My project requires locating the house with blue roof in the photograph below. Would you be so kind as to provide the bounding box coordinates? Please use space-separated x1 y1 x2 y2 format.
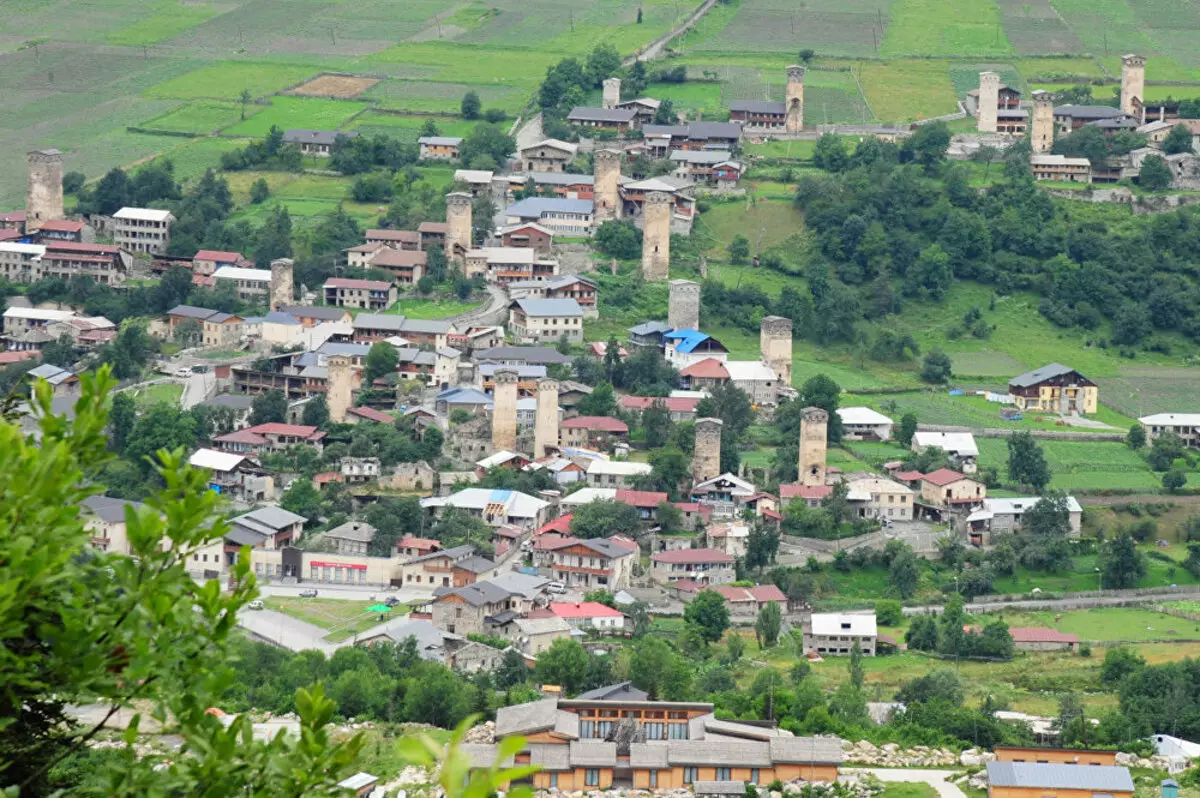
435 387 494 416
663 328 729 368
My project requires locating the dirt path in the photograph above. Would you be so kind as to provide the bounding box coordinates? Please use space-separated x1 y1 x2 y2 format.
624 0 720 65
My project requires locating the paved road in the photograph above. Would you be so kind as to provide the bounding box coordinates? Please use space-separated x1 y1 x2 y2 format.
181 372 215 409
257 583 433 603
841 768 966 798
238 609 341 654
902 585 1200 616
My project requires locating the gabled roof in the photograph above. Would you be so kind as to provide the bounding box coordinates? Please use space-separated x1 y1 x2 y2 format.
567 106 638 123
1008 627 1079 644
912 431 978 456
511 298 583 317
665 328 726 354
779 483 832 501
232 506 307 533
346 406 393 423
550 601 624 619
921 468 969 487
729 99 786 114
837 406 894 426
506 198 594 218
283 129 357 146
354 312 405 331
521 138 579 155
189 448 246 472
324 277 392 291
651 548 733 565
618 395 701 413
561 416 628 433
1009 362 1086 387
475 345 571 365
418 136 464 146
986 762 1133 791
365 228 420 243
681 358 730 379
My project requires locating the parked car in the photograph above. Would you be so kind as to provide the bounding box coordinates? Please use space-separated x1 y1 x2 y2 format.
247 600 264 610
298 589 318 598
547 581 567 594
384 596 401 607
174 367 191 378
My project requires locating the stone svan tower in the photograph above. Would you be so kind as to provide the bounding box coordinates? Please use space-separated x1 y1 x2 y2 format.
326 355 354 424
692 417 723 484
760 315 793 388
785 66 805 134
491 368 519 453
641 191 671 281
1031 90 1054 154
26 148 64 234
270 258 294 310
593 149 622 224
534 378 560 458
445 191 473 263
668 279 700 331
602 77 622 110
798 406 828 487
1121 54 1145 119
977 72 1000 133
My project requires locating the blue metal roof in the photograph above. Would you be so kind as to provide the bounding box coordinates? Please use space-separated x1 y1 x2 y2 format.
505 197 594 218
489 489 514 502
663 328 710 354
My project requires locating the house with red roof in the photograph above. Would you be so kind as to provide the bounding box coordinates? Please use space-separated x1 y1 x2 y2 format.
560 415 629 448
549 601 626 631
1009 627 1079 652
345 405 393 425
650 547 735 585
673 501 712 527
679 357 730 391
192 250 249 276
212 422 326 455
36 219 87 243
397 536 441 558
711 584 788 616
617 394 701 422
917 468 985 519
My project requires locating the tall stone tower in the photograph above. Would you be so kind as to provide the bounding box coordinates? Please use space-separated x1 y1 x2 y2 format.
26 148 64 234
534 378 560 458
445 191 473 263
668 279 700 331
1030 90 1055 154
641 192 671 281
977 72 1000 133
593 149 622 224
491 368 519 453
326 355 354 424
1121 54 1146 119
270 258 294 310
603 77 622 110
692 417 723 484
798 407 828 487
785 66 805 134
760 315 793 388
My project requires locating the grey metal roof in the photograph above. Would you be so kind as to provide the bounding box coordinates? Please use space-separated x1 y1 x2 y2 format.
579 538 636 559
514 298 583 317
436 387 493 405
630 743 670 769
694 782 749 796
729 99 786 114
475 346 571 365
407 543 474 564
479 363 546 379
568 741 617 767
400 318 454 334
283 129 358 146
284 305 347 321
986 762 1133 792
318 342 371 357
232 506 307 532
168 304 219 320
201 394 255 411
496 698 560 736
669 150 731 164
455 555 498 574
225 525 268 546
576 682 648 701
323 521 376 543
506 198 594 218
567 106 638 123
81 495 144 524
418 136 463 146
643 124 690 137
1009 362 1081 387
438 580 513 607
1053 104 1124 119
262 310 301 325
527 743 571 771
629 321 672 336
370 617 455 655
769 736 844 765
354 313 405 331
668 740 772 767
686 121 743 140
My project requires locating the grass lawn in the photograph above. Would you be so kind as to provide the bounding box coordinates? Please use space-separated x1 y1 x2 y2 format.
145 62 319 102
882 0 1014 57
694 198 804 255
846 390 1131 435
103 1 222 46
973 437 1165 492
970 607 1200 642
743 139 817 160
264 597 408 643
859 60 961 121
991 549 1200 595
386 296 481 319
222 96 369 137
141 101 257 134
879 785 938 798
131 382 182 409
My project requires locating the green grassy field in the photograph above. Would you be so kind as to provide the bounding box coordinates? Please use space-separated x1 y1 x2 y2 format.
141 101 257 134
882 0 1014 57
386 297 482 318
222 96 369 137
145 62 320 103
264 597 408 643
130 382 183 409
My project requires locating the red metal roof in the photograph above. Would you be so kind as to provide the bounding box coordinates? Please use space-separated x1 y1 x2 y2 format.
560 416 629 433
618 395 701 412
534 533 579 551
0 229 21 241
194 249 244 262
0 210 27 222
779 483 832 500
214 429 268 445
536 514 574 535
44 241 120 254
325 277 392 290
615 489 668 508
0 351 38 365
246 422 322 439
893 470 924 482
549 601 624 619
38 219 84 232
347 406 393 423
398 536 441 551
922 468 967 487
367 229 419 242
372 248 427 267
651 547 734 565
313 471 343 485
1009 627 1080 644
713 584 787 604
680 358 729 379
418 222 448 233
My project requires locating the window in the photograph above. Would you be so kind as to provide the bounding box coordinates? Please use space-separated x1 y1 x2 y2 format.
668 723 688 740
644 722 664 740
597 721 613 737
586 770 599 787
581 721 595 738
751 770 760 784
649 771 658 788
717 768 731 781
549 774 558 788
684 768 698 784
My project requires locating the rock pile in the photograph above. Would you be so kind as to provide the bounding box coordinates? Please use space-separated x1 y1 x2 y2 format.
842 740 958 767
531 775 884 798
1115 752 1175 770
464 721 496 744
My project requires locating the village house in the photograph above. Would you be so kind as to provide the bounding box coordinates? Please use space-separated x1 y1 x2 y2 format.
402 544 488 588
837 407 894 441
519 139 579 173
993 747 1118 766
28 241 128 285
454 169 494 196
112 207 174 254
664 330 730 368
213 422 326 456
546 536 638 590
1139 413 1200 448
431 581 522 636
1008 363 1098 415
508 616 573 656
845 477 914 522
323 277 397 310
567 107 640 131
193 249 248 276
803 612 877 656
704 522 749 557
728 99 788 132
1030 154 1092 183
503 171 599 201
500 222 555 255
617 395 701 422
669 150 738 186
418 136 463 160
397 536 441 559
690 473 759 520
507 298 584 345
549 601 626 632
507 275 598 317
560 416 629 449
1052 105 1127 134
916 468 986 519
911 431 979 474
368 247 427 284
312 521 376 557
365 228 421 250
283 129 358 157
642 122 743 156
188 448 273 503
229 506 307 550
419 221 448 249
984 762 1133 798
420 487 552 529
966 495 1083 546
650 548 735 585
81 495 145 556
710 583 788 617
586 460 653 489
36 219 88 243
505 198 595 236
212 266 271 302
